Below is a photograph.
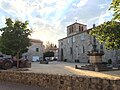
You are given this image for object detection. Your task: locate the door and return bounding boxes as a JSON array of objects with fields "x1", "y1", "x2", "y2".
[
  {"x1": 61, "y1": 48, "x2": 63, "y2": 61},
  {"x1": 32, "y1": 56, "x2": 39, "y2": 62}
]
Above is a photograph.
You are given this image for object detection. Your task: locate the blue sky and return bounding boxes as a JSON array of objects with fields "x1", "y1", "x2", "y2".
[{"x1": 0, "y1": 0, "x2": 113, "y2": 45}]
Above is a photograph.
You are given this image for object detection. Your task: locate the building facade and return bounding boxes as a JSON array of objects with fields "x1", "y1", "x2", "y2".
[
  {"x1": 23, "y1": 39, "x2": 44, "y2": 61},
  {"x1": 58, "y1": 22, "x2": 120, "y2": 63}
]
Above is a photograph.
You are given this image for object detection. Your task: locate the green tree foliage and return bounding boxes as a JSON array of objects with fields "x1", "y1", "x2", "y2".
[
  {"x1": 110, "y1": 0, "x2": 120, "y2": 20},
  {"x1": 90, "y1": 21, "x2": 120, "y2": 50},
  {"x1": 0, "y1": 18, "x2": 32, "y2": 67}
]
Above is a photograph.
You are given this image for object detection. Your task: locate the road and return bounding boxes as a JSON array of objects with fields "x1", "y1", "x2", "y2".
[{"x1": 0, "y1": 81, "x2": 51, "y2": 90}]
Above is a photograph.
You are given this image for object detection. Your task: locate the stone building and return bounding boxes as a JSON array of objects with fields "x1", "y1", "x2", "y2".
[
  {"x1": 58, "y1": 22, "x2": 120, "y2": 63},
  {"x1": 23, "y1": 39, "x2": 44, "y2": 61}
]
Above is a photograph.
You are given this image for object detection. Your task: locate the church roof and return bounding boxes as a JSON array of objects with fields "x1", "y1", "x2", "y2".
[
  {"x1": 58, "y1": 28, "x2": 92, "y2": 41},
  {"x1": 30, "y1": 39, "x2": 43, "y2": 43},
  {"x1": 67, "y1": 22, "x2": 87, "y2": 28}
]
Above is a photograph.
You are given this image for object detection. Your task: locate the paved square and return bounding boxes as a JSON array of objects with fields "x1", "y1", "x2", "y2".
[
  {"x1": 29, "y1": 61, "x2": 86, "y2": 75},
  {"x1": 28, "y1": 61, "x2": 120, "y2": 78}
]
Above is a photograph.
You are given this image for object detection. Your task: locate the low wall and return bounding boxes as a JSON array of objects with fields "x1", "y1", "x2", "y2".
[{"x1": 0, "y1": 71, "x2": 120, "y2": 90}]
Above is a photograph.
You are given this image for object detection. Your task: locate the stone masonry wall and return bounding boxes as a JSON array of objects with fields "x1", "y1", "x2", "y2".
[{"x1": 0, "y1": 71, "x2": 120, "y2": 90}]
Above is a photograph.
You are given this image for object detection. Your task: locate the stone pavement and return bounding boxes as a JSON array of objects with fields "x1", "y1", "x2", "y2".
[
  {"x1": 28, "y1": 61, "x2": 120, "y2": 78},
  {"x1": 65, "y1": 66, "x2": 120, "y2": 79},
  {"x1": 0, "y1": 81, "x2": 51, "y2": 90},
  {"x1": 28, "y1": 61, "x2": 87, "y2": 75}
]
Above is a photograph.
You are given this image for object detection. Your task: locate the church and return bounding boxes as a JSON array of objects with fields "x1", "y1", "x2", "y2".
[{"x1": 58, "y1": 22, "x2": 120, "y2": 63}]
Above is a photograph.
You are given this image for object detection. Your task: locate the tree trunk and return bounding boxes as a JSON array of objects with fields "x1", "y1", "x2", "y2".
[{"x1": 16, "y1": 52, "x2": 19, "y2": 68}]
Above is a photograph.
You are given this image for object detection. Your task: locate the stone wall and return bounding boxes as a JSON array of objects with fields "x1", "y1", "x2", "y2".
[{"x1": 0, "y1": 71, "x2": 120, "y2": 90}]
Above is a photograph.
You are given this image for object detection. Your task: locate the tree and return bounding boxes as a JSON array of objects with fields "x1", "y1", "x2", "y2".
[
  {"x1": 90, "y1": 21, "x2": 120, "y2": 50},
  {"x1": 44, "y1": 41, "x2": 57, "y2": 52},
  {"x1": 109, "y1": 0, "x2": 120, "y2": 20},
  {"x1": 0, "y1": 18, "x2": 32, "y2": 68}
]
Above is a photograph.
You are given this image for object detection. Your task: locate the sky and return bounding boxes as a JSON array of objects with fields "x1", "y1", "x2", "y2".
[{"x1": 0, "y1": 0, "x2": 113, "y2": 45}]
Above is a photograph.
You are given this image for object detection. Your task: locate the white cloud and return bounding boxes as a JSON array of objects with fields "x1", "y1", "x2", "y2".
[
  {"x1": 0, "y1": 16, "x2": 6, "y2": 27},
  {"x1": 77, "y1": 0, "x2": 88, "y2": 7},
  {"x1": 98, "y1": 4, "x2": 108, "y2": 9},
  {"x1": 0, "y1": 0, "x2": 113, "y2": 45},
  {"x1": 42, "y1": 0, "x2": 56, "y2": 4},
  {"x1": 98, "y1": 10, "x2": 113, "y2": 24}
]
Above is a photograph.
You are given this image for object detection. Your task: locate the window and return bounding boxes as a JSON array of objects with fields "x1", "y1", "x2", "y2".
[
  {"x1": 82, "y1": 26, "x2": 84, "y2": 31},
  {"x1": 73, "y1": 36, "x2": 75, "y2": 42},
  {"x1": 70, "y1": 47, "x2": 73, "y2": 54},
  {"x1": 67, "y1": 38, "x2": 70, "y2": 43},
  {"x1": 69, "y1": 28, "x2": 71, "y2": 34},
  {"x1": 80, "y1": 35, "x2": 85, "y2": 41},
  {"x1": 69, "y1": 29, "x2": 71, "y2": 34},
  {"x1": 74, "y1": 25, "x2": 76, "y2": 30},
  {"x1": 72, "y1": 26, "x2": 73, "y2": 32},
  {"x1": 83, "y1": 46, "x2": 85, "y2": 53},
  {"x1": 79, "y1": 26, "x2": 81, "y2": 31},
  {"x1": 61, "y1": 48, "x2": 63, "y2": 56},
  {"x1": 69, "y1": 26, "x2": 74, "y2": 34},
  {"x1": 36, "y1": 48, "x2": 39, "y2": 52},
  {"x1": 68, "y1": 38, "x2": 70, "y2": 43}
]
